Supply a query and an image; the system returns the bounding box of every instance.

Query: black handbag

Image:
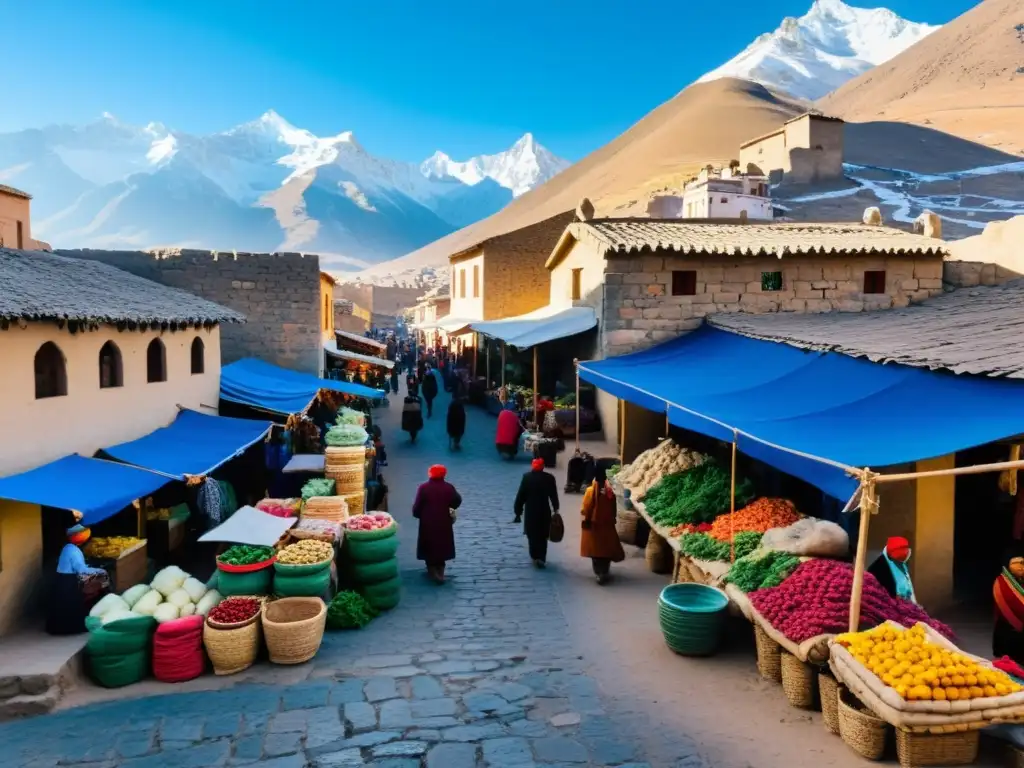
[549,513,565,543]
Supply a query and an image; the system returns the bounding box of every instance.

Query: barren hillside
[819,0,1024,155]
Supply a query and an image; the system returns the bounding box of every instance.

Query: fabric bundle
[152,615,205,683]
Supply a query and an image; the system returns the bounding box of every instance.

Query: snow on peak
[696,0,939,100]
[420,133,569,197]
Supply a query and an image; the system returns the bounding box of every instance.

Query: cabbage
[151,565,188,598]
[88,593,129,618]
[167,589,192,608]
[182,577,207,603]
[196,590,222,616]
[131,589,164,616]
[121,584,150,608]
[100,607,133,625]
[153,603,180,623]
[325,425,368,447]
[179,602,196,617]
[335,407,366,426]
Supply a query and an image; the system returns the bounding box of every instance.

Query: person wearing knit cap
[413,464,462,583]
[47,511,109,635]
[514,457,560,568]
[867,535,917,603]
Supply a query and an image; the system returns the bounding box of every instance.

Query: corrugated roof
[710,280,1024,379]
[0,184,31,200]
[575,219,948,257]
[0,248,245,326]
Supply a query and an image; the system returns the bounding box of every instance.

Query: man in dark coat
[412,465,463,583]
[421,367,439,417]
[447,397,466,450]
[514,458,560,568]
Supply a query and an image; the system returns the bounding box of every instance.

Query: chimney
[862,207,883,226]
[914,210,943,239]
[575,197,595,222]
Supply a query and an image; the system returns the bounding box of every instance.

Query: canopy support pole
[849,472,877,633]
[730,431,738,563]
[619,399,626,466]
[874,457,1024,484]
[501,343,506,389]
[665,409,669,437]
[485,338,491,389]
[473,333,478,378]
[532,346,539,429]
[574,359,580,453]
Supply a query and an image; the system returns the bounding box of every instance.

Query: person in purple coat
[412,464,463,583]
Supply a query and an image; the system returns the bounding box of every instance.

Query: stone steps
[0,686,62,720]
[0,634,86,721]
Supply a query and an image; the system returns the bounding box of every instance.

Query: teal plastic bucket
[657,583,729,656]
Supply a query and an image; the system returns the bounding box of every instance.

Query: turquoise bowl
[657,583,729,656]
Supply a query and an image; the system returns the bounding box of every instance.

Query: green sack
[344,524,397,543]
[274,568,332,598]
[347,536,399,564]
[218,568,273,597]
[90,648,149,688]
[352,557,398,585]
[362,576,401,611]
[274,558,333,576]
[85,615,156,656]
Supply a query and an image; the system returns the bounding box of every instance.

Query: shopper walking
[580,466,625,584]
[421,366,439,417]
[446,397,466,450]
[514,458,560,568]
[412,465,462,584]
[389,366,399,394]
[401,395,423,443]
[496,401,523,459]
[406,371,419,398]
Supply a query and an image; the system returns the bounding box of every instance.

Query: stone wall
[602,251,945,357]
[57,248,323,374]
[943,260,1023,288]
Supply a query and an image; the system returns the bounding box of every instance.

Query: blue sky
[6,0,972,163]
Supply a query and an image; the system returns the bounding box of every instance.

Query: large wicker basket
[302,496,348,523]
[202,600,264,675]
[819,672,841,735]
[838,687,888,761]
[781,651,819,710]
[645,532,673,575]
[262,597,327,665]
[754,623,782,683]
[325,445,366,468]
[340,491,365,518]
[616,506,639,546]
[895,728,979,767]
[328,464,365,494]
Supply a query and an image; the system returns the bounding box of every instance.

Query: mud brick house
[739,112,845,185]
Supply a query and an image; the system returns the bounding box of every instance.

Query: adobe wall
[788,146,844,184]
[56,248,323,374]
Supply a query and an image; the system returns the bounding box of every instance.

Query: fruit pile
[343,513,395,532]
[83,536,142,559]
[207,597,261,625]
[836,623,1023,701]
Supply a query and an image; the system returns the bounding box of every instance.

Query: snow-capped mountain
[697,0,939,101]
[0,111,568,269]
[421,133,571,197]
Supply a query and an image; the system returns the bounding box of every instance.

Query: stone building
[56,248,327,375]
[656,166,773,220]
[0,184,49,251]
[544,215,948,438]
[739,113,844,185]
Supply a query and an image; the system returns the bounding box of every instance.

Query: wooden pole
[501,343,506,388]
[619,399,626,465]
[485,338,491,389]
[874,458,1024,484]
[665,409,670,437]
[574,359,580,453]
[730,432,737,563]
[472,333,478,378]
[532,345,539,429]
[849,473,877,633]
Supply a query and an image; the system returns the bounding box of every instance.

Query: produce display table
[89,540,148,593]
[283,454,326,474]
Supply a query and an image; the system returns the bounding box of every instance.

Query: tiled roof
[0,248,245,327]
[710,280,1024,379]
[0,184,31,200]
[575,219,948,257]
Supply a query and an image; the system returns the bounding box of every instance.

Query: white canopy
[471,305,597,349]
[324,340,395,369]
[417,315,477,334]
[198,505,296,546]
[335,329,386,350]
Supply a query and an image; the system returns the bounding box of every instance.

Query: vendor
[868,536,916,603]
[47,513,110,636]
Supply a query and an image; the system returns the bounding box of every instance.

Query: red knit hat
[886,536,911,563]
[531,458,545,471]
[428,464,447,480]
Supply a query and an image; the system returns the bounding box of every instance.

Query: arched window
[190,337,205,375]
[146,338,167,383]
[99,341,123,389]
[34,341,67,399]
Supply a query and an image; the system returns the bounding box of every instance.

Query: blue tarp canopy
[579,325,1024,500]
[102,409,272,479]
[0,455,169,525]
[220,358,385,415]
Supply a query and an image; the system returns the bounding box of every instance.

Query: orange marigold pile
[708,498,800,542]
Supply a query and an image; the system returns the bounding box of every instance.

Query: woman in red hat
[867,536,916,603]
[514,458,560,567]
[412,464,462,583]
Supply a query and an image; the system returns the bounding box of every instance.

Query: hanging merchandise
[197,478,223,525]
[285,414,322,454]
[217,480,238,521]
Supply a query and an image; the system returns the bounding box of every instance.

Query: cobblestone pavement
[0,378,662,768]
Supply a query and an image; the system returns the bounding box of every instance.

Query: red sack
[152,615,204,683]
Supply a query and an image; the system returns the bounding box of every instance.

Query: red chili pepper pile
[208,597,260,624]
[669,522,713,537]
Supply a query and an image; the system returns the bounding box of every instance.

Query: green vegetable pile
[723,549,801,592]
[326,590,378,630]
[335,407,366,427]
[643,461,755,526]
[679,530,762,562]
[325,424,369,447]
[218,545,275,566]
[301,478,336,500]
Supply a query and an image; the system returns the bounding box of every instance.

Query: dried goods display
[643,461,755,526]
[256,498,301,518]
[217,545,275,567]
[836,623,1023,702]
[292,518,343,542]
[723,549,800,592]
[759,517,849,558]
[83,536,142,559]
[616,440,706,497]
[301,479,336,501]
[707,498,801,542]
[343,513,395,532]
[208,597,261,625]
[749,560,954,644]
[277,540,333,565]
[325,424,369,447]
[326,591,378,629]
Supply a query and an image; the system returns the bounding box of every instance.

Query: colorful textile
[198,477,222,525]
[883,548,916,603]
[995,570,1024,632]
[994,655,1024,681]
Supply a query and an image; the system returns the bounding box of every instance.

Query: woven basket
[262,597,327,665]
[819,673,841,735]
[325,445,366,467]
[302,496,348,523]
[616,507,639,545]
[340,491,365,518]
[895,728,979,767]
[645,532,673,575]
[754,623,782,683]
[781,651,819,710]
[838,687,888,761]
[327,464,365,494]
[203,610,261,675]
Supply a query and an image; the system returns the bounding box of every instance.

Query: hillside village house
[647,166,773,220]
[739,112,844,185]
[0,248,242,636]
[0,184,50,251]
[412,287,451,349]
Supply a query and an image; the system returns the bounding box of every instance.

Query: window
[761,271,783,292]
[672,270,697,296]
[864,270,887,295]
[16,221,23,249]
[721,197,728,204]
[473,265,480,298]
[323,295,329,331]
[146,338,167,383]
[190,337,205,375]
[99,341,123,389]
[34,341,67,399]
[570,268,583,301]
[459,269,466,298]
